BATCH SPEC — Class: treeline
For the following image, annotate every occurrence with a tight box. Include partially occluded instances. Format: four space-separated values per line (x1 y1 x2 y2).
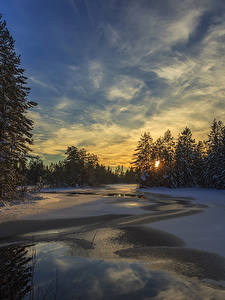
24 146 137 187
133 119 225 189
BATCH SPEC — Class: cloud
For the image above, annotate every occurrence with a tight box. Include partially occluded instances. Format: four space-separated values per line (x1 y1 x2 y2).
29 76 58 93
107 77 144 101
15 0 225 165
89 61 104 89
166 9 202 45
55 97 73 110
31 115 137 166
154 59 196 81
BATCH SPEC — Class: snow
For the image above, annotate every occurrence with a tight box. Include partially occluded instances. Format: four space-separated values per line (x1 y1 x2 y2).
140 187 225 258
22 194 149 220
139 186 225 207
0 184 225 259
0 185 147 222
39 186 84 193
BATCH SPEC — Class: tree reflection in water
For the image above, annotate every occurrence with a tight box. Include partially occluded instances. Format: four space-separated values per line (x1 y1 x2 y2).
0 244 36 299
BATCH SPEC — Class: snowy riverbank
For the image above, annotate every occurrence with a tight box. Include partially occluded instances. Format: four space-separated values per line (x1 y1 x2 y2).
0 184 224 258
139 186 225 207
140 187 225 258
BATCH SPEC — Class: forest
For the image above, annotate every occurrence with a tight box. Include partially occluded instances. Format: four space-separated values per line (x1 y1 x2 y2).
133 120 225 189
25 118 225 190
25 147 136 187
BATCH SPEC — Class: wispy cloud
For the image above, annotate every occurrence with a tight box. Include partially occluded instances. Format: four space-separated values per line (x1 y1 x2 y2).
9 0 224 165
89 61 104 89
29 76 58 93
107 77 144 101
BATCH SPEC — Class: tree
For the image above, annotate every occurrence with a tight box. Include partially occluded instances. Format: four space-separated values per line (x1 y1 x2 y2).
132 132 154 172
174 127 196 187
25 157 46 186
64 146 81 186
0 244 35 299
204 119 225 188
0 15 37 199
124 167 137 183
192 140 205 186
132 132 155 186
156 130 176 187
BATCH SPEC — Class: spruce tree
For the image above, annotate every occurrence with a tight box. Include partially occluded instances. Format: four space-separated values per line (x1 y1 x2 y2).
26 157 46 186
174 127 196 187
64 146 81 186
0 15 36 199
192 141 205 186
204 119 225 188
132 132 154 185
220 125 225 188
160 130 176 187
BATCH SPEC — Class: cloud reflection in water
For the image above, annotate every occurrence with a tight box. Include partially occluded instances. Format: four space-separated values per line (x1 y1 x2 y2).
29 242 225 300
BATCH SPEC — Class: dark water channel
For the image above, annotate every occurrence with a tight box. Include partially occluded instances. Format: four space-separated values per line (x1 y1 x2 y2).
1 185 225 299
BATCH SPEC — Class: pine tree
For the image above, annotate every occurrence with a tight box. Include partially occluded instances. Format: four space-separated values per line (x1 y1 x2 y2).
0 15 37 199
160 130 176 187
132 132 154 185
204 119 225 188
64 146 81 186
26 157 46 186
192 141 205 186
220 125 225 188
174 127 196 187
132 132 154 172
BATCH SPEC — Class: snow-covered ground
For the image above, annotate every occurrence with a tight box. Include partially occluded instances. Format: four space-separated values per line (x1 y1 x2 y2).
140 187 225 258
0 184 145 222
39 186 90 193
139 187 225 207
0 184 224 259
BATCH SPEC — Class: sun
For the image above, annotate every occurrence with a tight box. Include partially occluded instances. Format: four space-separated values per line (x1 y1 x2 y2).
155 160 160 168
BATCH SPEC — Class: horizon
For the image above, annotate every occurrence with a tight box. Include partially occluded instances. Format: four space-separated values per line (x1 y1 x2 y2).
1 0 225 166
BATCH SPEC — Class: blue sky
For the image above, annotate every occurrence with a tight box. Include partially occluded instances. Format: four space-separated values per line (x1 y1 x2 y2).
1 0 225 165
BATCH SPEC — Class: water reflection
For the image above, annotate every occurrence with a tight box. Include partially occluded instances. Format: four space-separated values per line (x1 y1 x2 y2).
1 236 225 299
24 242 225 300
0 244 35 299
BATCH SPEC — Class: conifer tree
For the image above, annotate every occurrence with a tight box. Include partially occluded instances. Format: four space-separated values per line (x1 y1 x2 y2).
204 119 225 188
64 146 81 186
25 157 46 186
160 130 176 187
174 127 196 187
220 125 225 187
132 132 154 185
0 15 36 198
132 132 154 173
192 141 205 186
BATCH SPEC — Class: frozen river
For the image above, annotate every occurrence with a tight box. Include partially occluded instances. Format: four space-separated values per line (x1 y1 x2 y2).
0 184 225 299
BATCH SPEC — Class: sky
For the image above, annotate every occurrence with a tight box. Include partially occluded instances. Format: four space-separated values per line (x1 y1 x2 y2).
1 0 225 166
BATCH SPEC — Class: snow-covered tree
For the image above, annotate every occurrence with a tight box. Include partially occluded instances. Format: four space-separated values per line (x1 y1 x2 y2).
133 121 225 189
0 15 37 198
192 140 206 186
204 119 225 188
132 132 154 185
174 127 196 187
159 130 176 186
